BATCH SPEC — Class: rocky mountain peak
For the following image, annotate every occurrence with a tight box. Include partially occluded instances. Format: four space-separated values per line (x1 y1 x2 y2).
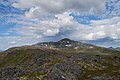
34 38 95 50
58 38 77 45
59 38 74 42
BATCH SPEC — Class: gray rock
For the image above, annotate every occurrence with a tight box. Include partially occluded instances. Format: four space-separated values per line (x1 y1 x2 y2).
45 62 83 80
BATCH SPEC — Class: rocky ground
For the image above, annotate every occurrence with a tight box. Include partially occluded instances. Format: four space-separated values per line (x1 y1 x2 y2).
0 38 120 80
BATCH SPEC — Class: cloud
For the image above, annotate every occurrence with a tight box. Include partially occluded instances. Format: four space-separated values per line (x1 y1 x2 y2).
9 0 119 41
13 12 120 41
89 17 120 40
9 41 16 45
0 36 43 50
103 0 120 18
14 12 74 37
0 0 120 50
85 31 106 40
90 17 120 25
13 0 106 18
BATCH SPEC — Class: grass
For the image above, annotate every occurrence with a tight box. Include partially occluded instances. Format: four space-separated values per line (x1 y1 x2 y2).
0 45 120 80
0 50 34 68
77 55 120 80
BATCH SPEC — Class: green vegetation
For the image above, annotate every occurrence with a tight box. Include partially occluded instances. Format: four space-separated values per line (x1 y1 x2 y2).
0 39 120 80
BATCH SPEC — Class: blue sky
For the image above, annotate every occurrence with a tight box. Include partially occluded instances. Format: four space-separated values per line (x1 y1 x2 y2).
0 0 120 50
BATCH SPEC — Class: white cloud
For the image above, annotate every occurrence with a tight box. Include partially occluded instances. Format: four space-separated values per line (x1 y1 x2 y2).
43 29 59 36
89 17 120 40
9 41 16 45
91 17 120 25
12 12 120 41
85 31 106 40
0 36 43 50
13 0 106 19
15 12 74 37
25 7 49 19
103 0 120 18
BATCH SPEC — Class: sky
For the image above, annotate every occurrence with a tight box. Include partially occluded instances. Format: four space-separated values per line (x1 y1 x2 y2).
0 0 120 50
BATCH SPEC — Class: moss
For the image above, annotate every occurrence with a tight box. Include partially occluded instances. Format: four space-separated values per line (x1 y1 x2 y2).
19 72 48 80
0 50 34 68
76 54 120 80
36 74 47 80
19 76 28 80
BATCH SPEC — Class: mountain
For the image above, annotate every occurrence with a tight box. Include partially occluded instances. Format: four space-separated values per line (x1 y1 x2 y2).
83 37 120 47
0 38 120 80
34 38 96 51
109 47 120 51
116 47 120 51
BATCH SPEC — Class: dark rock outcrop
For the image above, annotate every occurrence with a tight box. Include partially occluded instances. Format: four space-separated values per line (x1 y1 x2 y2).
45 62 83 80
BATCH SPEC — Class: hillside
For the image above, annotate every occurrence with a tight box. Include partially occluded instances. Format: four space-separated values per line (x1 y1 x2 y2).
0 38 120 80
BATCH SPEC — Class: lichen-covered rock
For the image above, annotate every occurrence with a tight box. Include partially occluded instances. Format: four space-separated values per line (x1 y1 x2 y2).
0 68 22 80
45 62 83 80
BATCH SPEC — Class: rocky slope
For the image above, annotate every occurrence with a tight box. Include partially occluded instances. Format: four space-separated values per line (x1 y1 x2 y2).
0 38 120 80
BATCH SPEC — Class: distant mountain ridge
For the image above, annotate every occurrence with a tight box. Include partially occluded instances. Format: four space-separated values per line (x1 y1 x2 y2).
109 47 120 51
116 47 120 51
